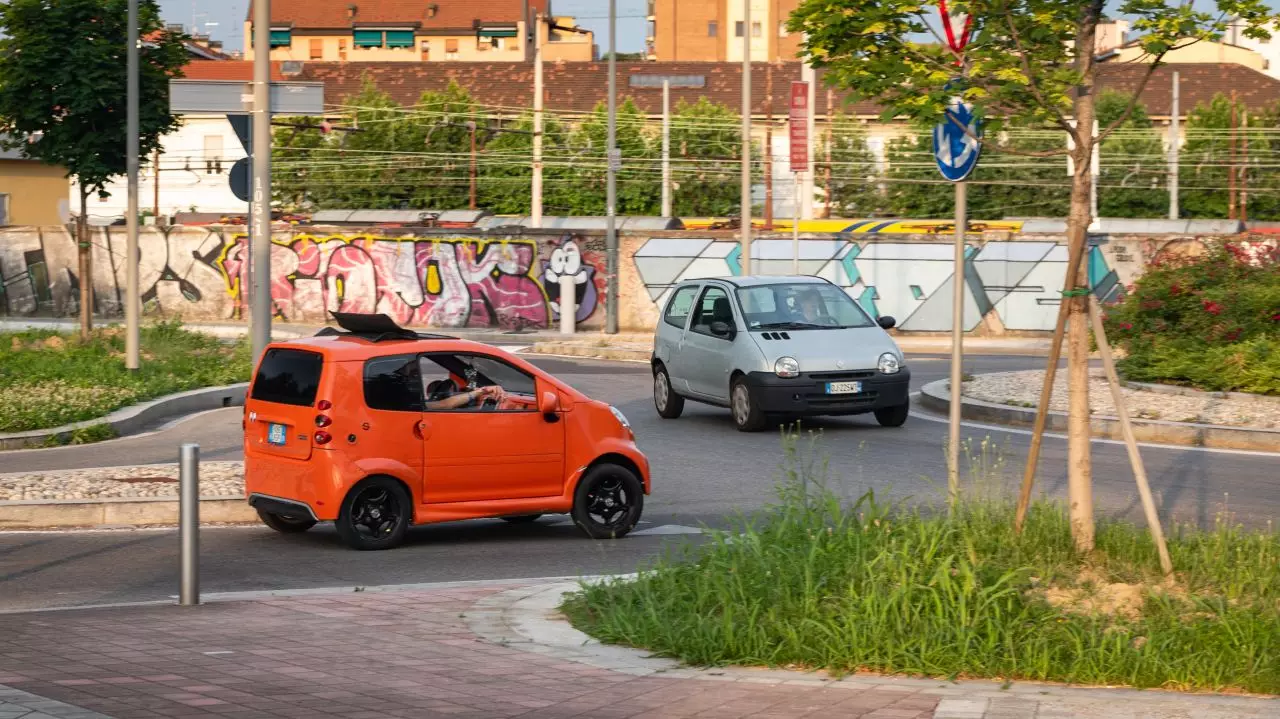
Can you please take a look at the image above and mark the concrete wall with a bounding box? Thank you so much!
[0,161,71,227]
[0,224,1258,335]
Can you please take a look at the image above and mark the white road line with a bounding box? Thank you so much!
[629,524,704,537]
[908,392,1280,458]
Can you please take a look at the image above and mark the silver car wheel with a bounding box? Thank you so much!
[732,384,750,425]
[655,372,669,411]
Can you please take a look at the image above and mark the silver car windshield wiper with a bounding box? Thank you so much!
[755,321,836,330]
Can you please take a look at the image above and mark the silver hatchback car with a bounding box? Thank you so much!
[651,276,911,432]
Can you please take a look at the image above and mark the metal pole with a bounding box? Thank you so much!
[125,0,140,371]
[947,180,966,508]
[662,79,671,217]
[764,64,774,231]
[1241,109,1248,223]
[740,0,752,275]
[605,0,619,334]
[469,122,478,210]
[179,443,200,606]
[1168,71,1179,220]
[250,0,272,360]
[153,148,161,220]
[531,11,543,228]
[801,60,816,220]
[792,173,801,274]
[559,275,575,334]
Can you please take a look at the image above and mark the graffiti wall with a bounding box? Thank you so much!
[0,226,606,330]
[628,236,1131,333]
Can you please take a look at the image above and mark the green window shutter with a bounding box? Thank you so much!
[353,30,384,47]
[269,29,292,47]
[385,30,415,47]
[477,28,517,38]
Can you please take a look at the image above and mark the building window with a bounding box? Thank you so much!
[353,30,384,48]
[445,38,459,58]
[269,28,291,47]
[338,39,348,59]
[385,30,414,48]
[477,36,490,52]
[420,40,430,60]
[708,20,718,37]
[0,194,8,225]
[735,21,744,37]
[309,38,323,59]
[752,21,761,37]
[778,21,788,37]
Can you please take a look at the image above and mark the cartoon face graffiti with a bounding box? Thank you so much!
[543,239,598,324]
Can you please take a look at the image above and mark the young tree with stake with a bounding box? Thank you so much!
[788,0,1278,552]
[0,0,187,339]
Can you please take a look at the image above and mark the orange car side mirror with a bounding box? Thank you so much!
[539,391,560,416]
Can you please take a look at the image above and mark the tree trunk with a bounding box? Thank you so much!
[77,188,93,341]
[1064,0,1104,553]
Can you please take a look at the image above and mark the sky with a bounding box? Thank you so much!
[157,0,650,54]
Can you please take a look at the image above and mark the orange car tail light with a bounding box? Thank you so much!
[314,430,333,445]
[315,414,332,428]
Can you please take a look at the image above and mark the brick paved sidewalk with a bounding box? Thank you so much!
[0,580,1275,719]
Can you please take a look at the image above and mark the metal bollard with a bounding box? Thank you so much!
[179,443,200,606]
[559,275,576,335]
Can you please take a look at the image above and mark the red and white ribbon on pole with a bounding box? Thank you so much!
[937,0,973,53]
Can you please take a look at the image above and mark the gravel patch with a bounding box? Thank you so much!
[964,371,1280,429]
[0,462,245,501]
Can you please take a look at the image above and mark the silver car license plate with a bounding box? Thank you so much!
[825,381,862,394]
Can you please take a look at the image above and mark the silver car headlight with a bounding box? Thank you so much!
[609,405,631,430]
[878,352,901,375]
[774,356,800,378]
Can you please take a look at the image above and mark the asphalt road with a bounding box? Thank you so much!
[2,352,1277,611]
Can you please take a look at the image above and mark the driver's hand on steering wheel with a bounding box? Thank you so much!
[478,385,505,402]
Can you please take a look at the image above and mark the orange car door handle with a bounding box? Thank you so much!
[415,420,431,440]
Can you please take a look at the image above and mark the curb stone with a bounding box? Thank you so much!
[0,383,249,451]
[0,496,254,529]
[919,379,1280,453]
[469,580,1280,719]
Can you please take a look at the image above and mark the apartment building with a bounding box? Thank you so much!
[1225,18,1280,78]
[244,0,592,64]
[648,0,802,62]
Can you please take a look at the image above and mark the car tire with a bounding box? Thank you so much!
[335,477,412,551]
[571,463,644,539]
[653,365,685,419]
[501,514,543,523]
[731,377,767,432]
[256,508,316,534]
[874,399,910,428]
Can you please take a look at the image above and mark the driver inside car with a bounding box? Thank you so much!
[425,383,505,410]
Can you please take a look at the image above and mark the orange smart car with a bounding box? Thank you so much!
[243,313,650,550]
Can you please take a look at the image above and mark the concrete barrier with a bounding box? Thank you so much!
[919,379,1280,452]
[0,496,256,529]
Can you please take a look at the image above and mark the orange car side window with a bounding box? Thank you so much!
[420,352,538,413]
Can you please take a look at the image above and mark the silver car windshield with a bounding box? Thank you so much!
[736,283,875,330]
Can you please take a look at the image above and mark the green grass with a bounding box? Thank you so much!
[0,322,252,433]
[565,434,1280,695]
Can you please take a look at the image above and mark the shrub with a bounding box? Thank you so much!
[0,322,252,433]
[1105,241,1280,395]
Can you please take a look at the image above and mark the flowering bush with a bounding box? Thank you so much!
[1104,241,1280,395]
[0,322,252,432]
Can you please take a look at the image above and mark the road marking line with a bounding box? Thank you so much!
[629,524,704,537]
[909,392,1280,458]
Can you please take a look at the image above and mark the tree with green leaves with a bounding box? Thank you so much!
[561,98,657,216]
[790,0,1280,552]
[1095,91,1166,218]
[0,0,188,338]
[820,113,883,217]
[1180,93,1280,220]
[669,98,744,217]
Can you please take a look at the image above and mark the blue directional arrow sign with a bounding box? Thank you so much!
[932,98,982,182]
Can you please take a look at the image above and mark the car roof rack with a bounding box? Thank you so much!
[316,312,457,342]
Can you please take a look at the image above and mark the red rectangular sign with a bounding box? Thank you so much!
[789,81,809,172]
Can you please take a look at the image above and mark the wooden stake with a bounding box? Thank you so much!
[1013,235,1089,533]
[1089,297,1174,576]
